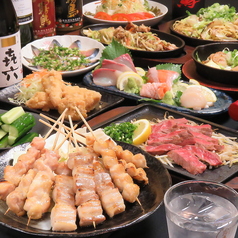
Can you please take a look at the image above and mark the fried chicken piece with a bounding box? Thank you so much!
[25,92,54,111]
[41,71,65,108]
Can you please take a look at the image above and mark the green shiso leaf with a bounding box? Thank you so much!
[99,39,132,66]
[155,63,182,74]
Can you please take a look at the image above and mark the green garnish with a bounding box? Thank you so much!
[32,45,91,71]
[99,39,131,66]
[104,122,137,144]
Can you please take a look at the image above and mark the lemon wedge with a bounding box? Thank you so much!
[135,67,146,77]
[189,79,200,85]
[187,85,217,103]
[117,71,143,91]
[171,82,189,94]
[132,119,151,145]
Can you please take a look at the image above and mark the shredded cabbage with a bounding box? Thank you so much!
[9,71,46,104]
[96,0,149,15]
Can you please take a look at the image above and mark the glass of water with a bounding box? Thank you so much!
[164,180,238,238]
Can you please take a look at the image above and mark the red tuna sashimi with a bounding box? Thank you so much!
[92,68,122,86]
[167,148,207,175]
[140,82,170,100]
[101,59,134,72]
[113,54,136,72]
[147,67,179,88]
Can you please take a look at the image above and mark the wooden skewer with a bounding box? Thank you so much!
[4,208,10,215]
[27,216,31,226]
[40,113,86,138]
[43,108,68,139]
[74,107,98,141]
[39,119,86,147]
[52,111,66,151]
[68,115,80,150]
[55,129,73,152]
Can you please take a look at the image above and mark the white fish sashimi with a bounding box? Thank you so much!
[92,68,123,86]
[113,54,137,72]
[101,59,134,72]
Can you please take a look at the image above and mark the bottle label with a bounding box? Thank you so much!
[55,0,83,31]
[32,0,56,39]
[0,31,23,88]
[11,0,33,24]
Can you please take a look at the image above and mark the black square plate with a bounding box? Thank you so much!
[92,103,238,183]
[0,83,124,126]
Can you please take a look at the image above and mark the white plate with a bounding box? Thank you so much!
[83,0,168,26]
[21,35,105,77]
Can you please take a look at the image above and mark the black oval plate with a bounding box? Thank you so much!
[169,18,238,47]
[81,23,185,58]
[0,142,171,237]
[83,71,233,117]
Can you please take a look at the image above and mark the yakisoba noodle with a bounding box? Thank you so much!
[173,17,238,41]
[83,23,178,51]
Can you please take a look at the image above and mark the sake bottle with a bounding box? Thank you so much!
[32,0,56,39]
[55,0,83,32]
[11,0,33,47]
[0,0,23,88]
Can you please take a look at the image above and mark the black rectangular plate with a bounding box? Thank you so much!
[92,103,238,183]
[0,83,124,127]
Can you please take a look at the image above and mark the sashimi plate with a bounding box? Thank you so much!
[83,71,233,117]
[92,103,238,183]
[0,142,171,237]
[0,109,49,151]
[0,83,124,127]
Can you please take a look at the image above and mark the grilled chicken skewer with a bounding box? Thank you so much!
[24,147,60,220]
[93,160,125,218]
[67,148,106,227]
[90,139,140,203]
[5,169,37,216]
[51,175,77,231]
[0,137,45,200]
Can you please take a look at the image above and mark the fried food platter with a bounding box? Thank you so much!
[0,83,124,127]
[0,141,171,236]
[83,71,233,117]
[92,103,238,183]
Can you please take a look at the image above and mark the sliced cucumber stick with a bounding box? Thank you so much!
[1,107,25,124]
[1,124,9,132]
[13,132,39,146]
[0,129,7,140]
[8,112,36,139]
[0,135,8,148]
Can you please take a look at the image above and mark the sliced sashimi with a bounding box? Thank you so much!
[113,53,137,72]
[101,59,134,72]
[92,68,122,86]
[146,67,179,88]
[140,82,170,99]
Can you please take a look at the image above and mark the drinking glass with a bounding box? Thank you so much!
[164,180,238,238]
